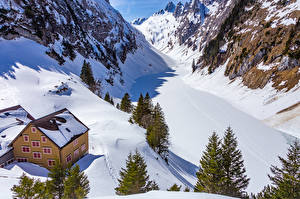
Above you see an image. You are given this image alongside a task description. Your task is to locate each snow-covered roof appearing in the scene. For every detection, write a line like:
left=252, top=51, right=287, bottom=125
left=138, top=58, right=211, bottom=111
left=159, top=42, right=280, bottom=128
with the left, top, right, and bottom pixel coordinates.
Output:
left=0, top=105, right=34, bottom=156
left=33, top=109, right=88, bottom=148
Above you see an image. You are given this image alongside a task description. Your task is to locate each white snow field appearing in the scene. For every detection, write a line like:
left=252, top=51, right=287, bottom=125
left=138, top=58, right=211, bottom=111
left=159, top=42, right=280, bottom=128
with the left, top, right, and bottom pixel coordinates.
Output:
left=95, top=191, right=236, bottom=199
left=129, top=53, right=295, bottom=194
left=0, top=64, right=198, bottom=198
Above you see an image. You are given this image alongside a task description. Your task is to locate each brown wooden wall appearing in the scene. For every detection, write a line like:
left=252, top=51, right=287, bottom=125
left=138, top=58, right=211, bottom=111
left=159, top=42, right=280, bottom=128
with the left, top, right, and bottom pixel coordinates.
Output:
left=60, top=131, right=89, bottom=168
left=12, top=124, right=61, bottom=170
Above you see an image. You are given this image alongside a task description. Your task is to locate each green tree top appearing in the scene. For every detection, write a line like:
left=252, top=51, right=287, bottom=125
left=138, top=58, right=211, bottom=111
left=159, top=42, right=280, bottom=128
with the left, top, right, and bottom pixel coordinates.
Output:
left=115, top=150, right=159, bottom=195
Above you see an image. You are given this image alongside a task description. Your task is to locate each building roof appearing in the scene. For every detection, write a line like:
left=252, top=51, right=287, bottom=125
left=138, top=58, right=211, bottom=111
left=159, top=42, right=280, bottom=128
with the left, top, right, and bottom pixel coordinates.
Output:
left=32, top=108, right=89, bottom=148
left=0, top=105, right=34, bottom=156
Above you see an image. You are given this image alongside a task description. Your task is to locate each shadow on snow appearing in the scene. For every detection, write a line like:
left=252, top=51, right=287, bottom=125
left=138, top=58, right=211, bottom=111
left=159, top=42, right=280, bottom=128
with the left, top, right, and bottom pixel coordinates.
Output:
left=130, top=70, right=177, bottom=102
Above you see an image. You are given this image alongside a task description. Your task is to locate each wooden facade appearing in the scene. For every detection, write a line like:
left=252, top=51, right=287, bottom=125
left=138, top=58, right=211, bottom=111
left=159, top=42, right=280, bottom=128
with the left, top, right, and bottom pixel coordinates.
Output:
left=11, top=123, right=88, bottom=169
left=1, top=107, right=89, bottom=170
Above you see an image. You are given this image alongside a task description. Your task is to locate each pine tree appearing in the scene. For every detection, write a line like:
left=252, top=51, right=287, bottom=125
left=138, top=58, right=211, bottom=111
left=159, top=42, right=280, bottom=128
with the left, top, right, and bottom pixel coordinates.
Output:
left=80, top=60, right=95, bottom=88
left=115, top=150, right=159, bottom=195
left=195, top=132, right=224, bottom=194
left=192, top=59, right=196, bottom=72
left=167, top=184, right=181, bottom=191
left=221, top=127, right=249, bottom=197
left=63, top=164, right=90, bottom=199
left=11, top=173, right=49, bottom=199
left=104, top=92, right=111, bottom=103
left=267, top=141, right=300, bottom=199
left=110, top=97, right=114, bottom=106
left=120, top=93, right=132, bottom=113
left=146, top=103, right=169, bottom=159
left=132, top=94, right=144, bottom=125
left=47, top=162, right=67, bottom=199
left=140, top=92, right=154, bottom=129
left=184, top=187, right=190, bottom=192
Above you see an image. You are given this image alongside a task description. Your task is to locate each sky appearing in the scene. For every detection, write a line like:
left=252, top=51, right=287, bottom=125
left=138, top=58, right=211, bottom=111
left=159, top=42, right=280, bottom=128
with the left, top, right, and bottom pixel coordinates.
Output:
left=110, top=0, right=190, bottom=22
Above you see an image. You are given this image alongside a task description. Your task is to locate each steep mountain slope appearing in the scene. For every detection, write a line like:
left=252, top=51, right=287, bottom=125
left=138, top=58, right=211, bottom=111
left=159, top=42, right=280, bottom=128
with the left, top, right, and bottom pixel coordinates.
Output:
left=0, top=0, right=169, bottom=96
left=0, top=64, right=198, bottom=198
left=134, top=0, right=300, bottom=137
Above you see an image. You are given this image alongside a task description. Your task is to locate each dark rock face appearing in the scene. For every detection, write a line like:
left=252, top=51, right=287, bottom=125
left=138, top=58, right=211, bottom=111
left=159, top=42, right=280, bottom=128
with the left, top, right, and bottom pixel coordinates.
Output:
left=0, top=0, right=137, bottom=76
left=132, top=18, right=147, bottom=25
left=165, top=2, right=176, bottom=13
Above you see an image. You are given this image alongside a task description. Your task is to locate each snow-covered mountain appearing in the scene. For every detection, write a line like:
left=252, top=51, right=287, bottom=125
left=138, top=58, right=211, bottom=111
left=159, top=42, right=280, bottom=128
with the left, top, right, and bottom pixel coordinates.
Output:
left=134, top=0, right=300, bottom=138
left=0, top=0, right=299, bottom=198
left=0, top=0, right=169, bottom=96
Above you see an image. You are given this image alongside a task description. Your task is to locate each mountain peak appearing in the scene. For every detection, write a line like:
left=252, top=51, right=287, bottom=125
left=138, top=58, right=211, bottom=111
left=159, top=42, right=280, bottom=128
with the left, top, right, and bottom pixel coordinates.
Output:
left=165, top=2, right=176, bottom=13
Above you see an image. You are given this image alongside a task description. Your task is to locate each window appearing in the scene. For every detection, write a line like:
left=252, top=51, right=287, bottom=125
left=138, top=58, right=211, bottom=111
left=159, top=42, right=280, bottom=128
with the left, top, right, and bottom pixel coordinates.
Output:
left=17, top=158, right=28, bottom=162
left=6, top=158, right=14, bottom=165
left=31, top=127, right=37, bottom=133
left=66, top=154, right=72, bottom=163
left=48, top=160, right=55, bottom=167
left=74, top=149, right=79, bottom=157
left=33, top=152, right=42, bottom=159
left=73, top=139, right=78, bottom=146
left=43, top=147, right=52, bottom=154
left=41, top=136, right=47, bottom=143
left=66, top=128, right=71, bottom=132
left=21, top=146, right=30, bottom=153
left=32, top=141, right=40, bottom=147
left=81, top=144, right=86, bottom=152
left=23, top=135, right=29, bottom=142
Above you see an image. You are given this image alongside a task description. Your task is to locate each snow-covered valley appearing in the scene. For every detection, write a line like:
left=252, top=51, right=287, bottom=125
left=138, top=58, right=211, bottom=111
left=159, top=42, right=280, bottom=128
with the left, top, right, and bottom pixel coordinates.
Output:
left=0, top=0, right=299, bottom=198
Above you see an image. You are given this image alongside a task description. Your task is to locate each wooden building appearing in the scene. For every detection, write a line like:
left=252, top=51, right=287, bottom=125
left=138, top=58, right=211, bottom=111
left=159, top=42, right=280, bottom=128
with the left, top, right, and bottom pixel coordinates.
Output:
left=0, top=106, right=89, bottom=169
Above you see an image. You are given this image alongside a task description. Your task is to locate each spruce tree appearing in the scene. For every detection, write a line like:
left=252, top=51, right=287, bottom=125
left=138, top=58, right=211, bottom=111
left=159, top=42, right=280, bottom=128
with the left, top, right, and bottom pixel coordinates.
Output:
left=120, top=93, right=132, bottom=113
left=167, top=184, right=181, bottom=191
left=184, top=187, right=190, bottom=192
left=80, top=60, right=95, bottom=88
left=221, top=127, right=249, bottom=197
left=47, top=162, right=67, bottom=199
left=11, top=173, right=49, bottom=199
left=267, top=141, right=300, bottom=199
left=104, top=92, right=111, bottom=103
left=141, top=92, right=154, bottom=129
left=132, top=94, right=144, bottom=125
left=115, top=150, right=159, bottom=195
left=192, top=59, right=196, bottom=72
left=146, top=103, right=169, bottom=159
left=195, top=132, right=224, bottom=194
left=63, top=164, right=90, bottom=199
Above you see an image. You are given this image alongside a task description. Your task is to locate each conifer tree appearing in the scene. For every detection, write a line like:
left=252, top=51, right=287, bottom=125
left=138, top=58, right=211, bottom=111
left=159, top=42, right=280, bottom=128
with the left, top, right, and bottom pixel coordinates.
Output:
left=80, top=60, right=95, bottom=88
left=63, top=164, right=90, bottom=199
left=11, top=173, right=49, bottom=199
left=221, top=127, right=249, bottom=197
left=192, top=59, right=196, bottom=72
left=110, top=97, right=114, bottom=106
left=167, top=184, right=181, bottom=191
left=132, top=94, right=144, bottom=125
left=115, top=150, right=159, bottom=195
left=47, top=162, right=67, bottom=199
left=267, top=141, right=300, bottom=199
left=104, top=92, right=113, bottom=105
left=120, top=93, right=132, bottom=113
left=195, top=132, right=224, bottom=194
left=184, top=187, right=190, bottom=192
left=146, top=103, right=169, bottom=159
left=141, top=92, right=154, bottom=129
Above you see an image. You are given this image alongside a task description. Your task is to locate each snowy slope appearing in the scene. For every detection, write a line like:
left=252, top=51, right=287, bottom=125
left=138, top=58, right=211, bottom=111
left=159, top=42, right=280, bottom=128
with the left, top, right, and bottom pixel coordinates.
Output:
left=129, top=53, right=293, bottom=194
left=95, top=191, right=236, bottom=199
left=0, top=64, right=197, bottom=198
left=134, top=0, right=300, bottom=140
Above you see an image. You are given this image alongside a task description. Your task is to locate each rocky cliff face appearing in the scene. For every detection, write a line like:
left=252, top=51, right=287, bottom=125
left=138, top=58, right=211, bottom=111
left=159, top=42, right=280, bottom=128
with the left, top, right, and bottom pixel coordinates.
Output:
left=135, top=0, right=300, bottom=92
left=197, top=0, right=300, bottom=91
left=0, top=0, right=137, bottom=84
